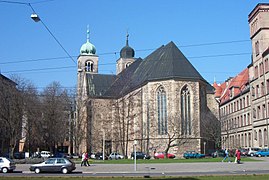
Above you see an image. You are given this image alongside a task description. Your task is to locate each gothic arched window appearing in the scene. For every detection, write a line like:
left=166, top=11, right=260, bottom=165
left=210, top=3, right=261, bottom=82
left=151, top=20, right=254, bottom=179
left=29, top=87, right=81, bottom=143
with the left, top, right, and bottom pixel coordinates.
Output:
left=181, top=85, right=191, bottom=135
left=157, top=86, right=167, bottom=135
left=85, top=61, right=94, bottom=72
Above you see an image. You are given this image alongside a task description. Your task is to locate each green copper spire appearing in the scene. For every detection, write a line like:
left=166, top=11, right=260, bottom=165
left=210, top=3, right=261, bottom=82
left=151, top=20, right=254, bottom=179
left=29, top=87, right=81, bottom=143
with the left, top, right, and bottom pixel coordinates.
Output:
left=80, top=25, right=96, bottom=55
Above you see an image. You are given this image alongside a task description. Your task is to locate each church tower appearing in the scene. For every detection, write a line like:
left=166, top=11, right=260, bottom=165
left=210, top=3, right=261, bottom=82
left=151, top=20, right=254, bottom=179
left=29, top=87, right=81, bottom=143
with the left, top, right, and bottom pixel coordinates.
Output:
left=77, top=27, right=98, bottom=74
left=116, top=33, right=135, bottom=75
left=248, top=3, right=269, bottom=64
left=76, top=27, right=98, bottom=153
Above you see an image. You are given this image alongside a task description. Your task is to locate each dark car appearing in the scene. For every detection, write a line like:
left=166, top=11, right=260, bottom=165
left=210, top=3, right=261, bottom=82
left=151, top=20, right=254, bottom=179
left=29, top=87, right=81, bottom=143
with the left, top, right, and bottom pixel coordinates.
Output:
left=183, top=151, right=205, bottom=159
left=29, top=158, right=76, bottom=174
left=131, top=152, right=151, bottom=160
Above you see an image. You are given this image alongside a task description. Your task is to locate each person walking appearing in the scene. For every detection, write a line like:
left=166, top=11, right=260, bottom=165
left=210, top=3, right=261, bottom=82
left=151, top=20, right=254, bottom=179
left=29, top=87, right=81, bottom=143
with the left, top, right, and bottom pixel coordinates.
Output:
left=236, top=149, right=241, bottom=164
left=85, top=152, right=90, bottom=166
left=81, top=152, right=86, bottom=166
left=234, top=149, right=238, bottom=163
left=222, top=148, right=231, bottom=162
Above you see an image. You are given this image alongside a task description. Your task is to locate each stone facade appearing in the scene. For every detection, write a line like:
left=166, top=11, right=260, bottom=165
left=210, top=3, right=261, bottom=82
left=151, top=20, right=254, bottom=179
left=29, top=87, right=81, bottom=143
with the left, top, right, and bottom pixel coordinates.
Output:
left=215, top=3, right=269, bottom=150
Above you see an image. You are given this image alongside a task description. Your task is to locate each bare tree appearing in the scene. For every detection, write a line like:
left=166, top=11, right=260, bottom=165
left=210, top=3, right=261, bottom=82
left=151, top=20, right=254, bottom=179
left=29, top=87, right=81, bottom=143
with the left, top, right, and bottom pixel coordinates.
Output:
left=201, top=108, right=221, bottom=149
left=41, top=81, right=70, bottom=152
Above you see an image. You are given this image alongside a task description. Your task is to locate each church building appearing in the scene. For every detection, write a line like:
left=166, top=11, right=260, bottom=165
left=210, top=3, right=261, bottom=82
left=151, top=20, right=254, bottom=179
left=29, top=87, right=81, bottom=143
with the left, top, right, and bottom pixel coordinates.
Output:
left=76, top=30, right=220, bottom=157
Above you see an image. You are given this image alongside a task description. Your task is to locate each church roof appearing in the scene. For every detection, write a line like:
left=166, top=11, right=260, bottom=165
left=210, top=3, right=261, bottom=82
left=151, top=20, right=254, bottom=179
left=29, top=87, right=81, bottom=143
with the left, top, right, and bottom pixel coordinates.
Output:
left=87, top=41, right=211, bottom=98
left=86, top=74, right=116, bottom=97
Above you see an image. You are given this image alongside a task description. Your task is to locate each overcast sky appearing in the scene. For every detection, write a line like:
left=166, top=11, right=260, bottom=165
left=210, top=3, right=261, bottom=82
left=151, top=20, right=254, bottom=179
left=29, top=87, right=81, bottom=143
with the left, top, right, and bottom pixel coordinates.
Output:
left=0, top=0, right=267, bottom=91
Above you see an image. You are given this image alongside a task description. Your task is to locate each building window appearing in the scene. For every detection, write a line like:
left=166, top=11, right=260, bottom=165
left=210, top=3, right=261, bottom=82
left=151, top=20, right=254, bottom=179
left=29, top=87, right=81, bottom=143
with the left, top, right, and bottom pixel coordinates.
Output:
left=181, top=85, right=191, bottom=135
left=261, top=82, right=265, bottom=96
left=266, top=79, right=269, bottom=94
left=255, top=41, right=260, bottom=56
left=125, top=62, right=131, bottom=68
left=264, top=129, right=268, bottom=147
left=257, top=106, right=261, bottom=119
left=157, top=86, right=167, bottom=135
left=254, top=66, right=258, bottom=79
left=262, top=104, right=266, bottom=119
left=259, top=130, right=262, bottom=147
left=85, top=61, right=94, bottom=72
left=259, top=62, right=264, bottom=76
left=253, top=108, right=256, bottom=119
left=256, top=85, right=259, bottom=98
left=265, top=58, right=269, bottom=73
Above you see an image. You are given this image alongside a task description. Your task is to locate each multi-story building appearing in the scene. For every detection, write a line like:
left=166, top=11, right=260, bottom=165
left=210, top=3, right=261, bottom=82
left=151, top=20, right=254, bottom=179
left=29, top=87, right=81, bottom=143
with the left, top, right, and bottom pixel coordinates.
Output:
left=215, top=3, right=269, bottom=149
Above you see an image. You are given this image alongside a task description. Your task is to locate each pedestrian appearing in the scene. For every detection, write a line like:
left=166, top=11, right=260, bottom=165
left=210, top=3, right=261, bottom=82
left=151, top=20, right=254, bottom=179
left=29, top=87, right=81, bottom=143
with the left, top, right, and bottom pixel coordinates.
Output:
left=222, top=148, right=231, bottom=162
left=236, top=149, right=241, bottom=164
left=234, top=149, right=238, bottom=163
left=81, top=152, right=85, bottom=166
left=85, top=152, right=90, bottom=166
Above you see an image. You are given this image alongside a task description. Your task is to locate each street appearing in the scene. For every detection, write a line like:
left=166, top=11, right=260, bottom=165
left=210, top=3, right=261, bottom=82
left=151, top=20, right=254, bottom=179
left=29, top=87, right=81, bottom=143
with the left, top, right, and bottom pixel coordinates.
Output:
left=1, top=157, right=269, bottom=177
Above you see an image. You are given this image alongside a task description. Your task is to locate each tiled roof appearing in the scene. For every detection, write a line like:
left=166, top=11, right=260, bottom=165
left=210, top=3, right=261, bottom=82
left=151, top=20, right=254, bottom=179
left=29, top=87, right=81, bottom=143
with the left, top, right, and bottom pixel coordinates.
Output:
left=214, top=68, right=249, bottom=104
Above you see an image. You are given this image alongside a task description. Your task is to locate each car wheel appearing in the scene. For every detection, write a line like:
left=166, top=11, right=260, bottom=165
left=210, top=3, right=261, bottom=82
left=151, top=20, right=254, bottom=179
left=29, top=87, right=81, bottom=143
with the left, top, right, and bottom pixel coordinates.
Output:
left=258, top=154, right=261, bottom=157
left=62, top=168, right=68, bottom=174
left=250, top=153, right=254, bottom=157
left=2, top=167, right=8, bottom=173
left=34, top=168, right=41, bottom=174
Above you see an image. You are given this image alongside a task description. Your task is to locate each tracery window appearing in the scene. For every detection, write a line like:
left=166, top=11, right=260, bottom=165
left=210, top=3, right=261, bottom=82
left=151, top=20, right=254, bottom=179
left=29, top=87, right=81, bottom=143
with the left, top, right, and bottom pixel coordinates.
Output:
left=157, top=86, right=167, bottom=135
left=181, top=85, right=191, bottom=135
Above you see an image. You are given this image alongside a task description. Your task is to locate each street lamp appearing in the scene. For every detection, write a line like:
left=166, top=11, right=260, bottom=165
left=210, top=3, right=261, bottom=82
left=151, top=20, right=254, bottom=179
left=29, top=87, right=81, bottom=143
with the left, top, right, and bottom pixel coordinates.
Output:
left=134, top=140, right=137, bottom=171
left=31, top=13, right=40, bottom=22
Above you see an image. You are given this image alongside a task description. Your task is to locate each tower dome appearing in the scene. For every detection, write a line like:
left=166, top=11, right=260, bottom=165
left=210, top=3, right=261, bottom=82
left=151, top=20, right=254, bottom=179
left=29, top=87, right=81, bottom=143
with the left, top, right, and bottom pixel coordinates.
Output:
left=120, top=33, right=135, bottom=58
left=80, top=27, right=96, bottom=55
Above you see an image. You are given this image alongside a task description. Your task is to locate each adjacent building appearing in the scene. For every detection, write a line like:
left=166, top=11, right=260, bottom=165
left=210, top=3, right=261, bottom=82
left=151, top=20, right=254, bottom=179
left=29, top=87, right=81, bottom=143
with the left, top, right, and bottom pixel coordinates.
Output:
left=214, top=3, right=269, bottom=150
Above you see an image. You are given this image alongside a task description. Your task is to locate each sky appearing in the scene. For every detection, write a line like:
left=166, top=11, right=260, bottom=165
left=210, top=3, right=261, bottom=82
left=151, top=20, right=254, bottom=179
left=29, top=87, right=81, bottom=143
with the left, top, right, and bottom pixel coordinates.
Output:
left=0, top=0, right=268, bottom=92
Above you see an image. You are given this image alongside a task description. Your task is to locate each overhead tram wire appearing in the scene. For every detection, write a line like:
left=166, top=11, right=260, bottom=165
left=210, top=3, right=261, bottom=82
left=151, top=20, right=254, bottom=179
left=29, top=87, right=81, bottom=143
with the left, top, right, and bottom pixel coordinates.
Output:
left=0, top=1, right=76, bottom=65
left=28, top=3, right=77, bottom=65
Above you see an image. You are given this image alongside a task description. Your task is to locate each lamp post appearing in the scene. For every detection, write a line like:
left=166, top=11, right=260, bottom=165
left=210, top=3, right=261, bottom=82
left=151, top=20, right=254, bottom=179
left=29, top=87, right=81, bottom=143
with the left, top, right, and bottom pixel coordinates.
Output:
left=134, top=140, right=137, bottom=171
left=203, top=141, right=206, bottom=154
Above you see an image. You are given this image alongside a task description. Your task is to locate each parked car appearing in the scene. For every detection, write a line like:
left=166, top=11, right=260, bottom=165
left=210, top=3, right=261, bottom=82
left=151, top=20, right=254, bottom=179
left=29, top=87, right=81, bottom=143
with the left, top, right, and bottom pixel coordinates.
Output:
left=255, top=148, right=269, bottom=157
left=40, top=151, right=52, bottom=158
left=92, top=152, right=108, bottom=160
left=13, top=152, right=25, bottom=159
left=29, top=158, right=76, bottom=174
left=239, top=149, right=248, bottom=156
left=0, top=157, right=16, bottom=173
left=108, top=152, right=124, bottom=160
left=131, top=152, right=151, bottom=159
left=183, top=151, right=205, bottom=159
left=247, top=147, right=261, bottom=156
left=211, top=150, right=225, bottom=158
left=154, top=152, right=176, bottom=159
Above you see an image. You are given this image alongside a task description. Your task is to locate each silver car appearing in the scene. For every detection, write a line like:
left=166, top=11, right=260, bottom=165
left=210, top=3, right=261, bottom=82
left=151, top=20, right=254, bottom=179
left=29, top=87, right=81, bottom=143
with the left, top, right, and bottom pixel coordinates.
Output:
left=108, top=152, right=124, bottom=160
left=29, top=158, right=76, bottom=174
left=0, top=157, right=16, bottom=173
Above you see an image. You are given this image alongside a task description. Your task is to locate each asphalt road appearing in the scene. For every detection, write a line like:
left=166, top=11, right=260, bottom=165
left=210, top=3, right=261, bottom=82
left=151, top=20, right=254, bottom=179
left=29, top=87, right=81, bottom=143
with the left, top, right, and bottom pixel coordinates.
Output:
left=1, top=157, right=269, bottom=177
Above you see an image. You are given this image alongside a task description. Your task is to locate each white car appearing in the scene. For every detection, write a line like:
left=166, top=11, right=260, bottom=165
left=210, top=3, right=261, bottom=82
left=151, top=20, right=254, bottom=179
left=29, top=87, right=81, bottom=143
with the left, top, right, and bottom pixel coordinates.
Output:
left=0, top=157, right=16, bottom=173
left=247, top=147, right=261, bottom=156
left=108, top=152, right=124, bottom=160
left=40, top=151, right=52, bottom=158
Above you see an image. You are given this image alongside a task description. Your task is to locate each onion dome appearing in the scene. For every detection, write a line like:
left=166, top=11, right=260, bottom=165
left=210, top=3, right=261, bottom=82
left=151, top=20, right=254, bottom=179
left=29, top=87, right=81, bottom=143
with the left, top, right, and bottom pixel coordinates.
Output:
left=120, top=33, right=135, bottom=58
left=80, top=27, right=96, bottom=55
